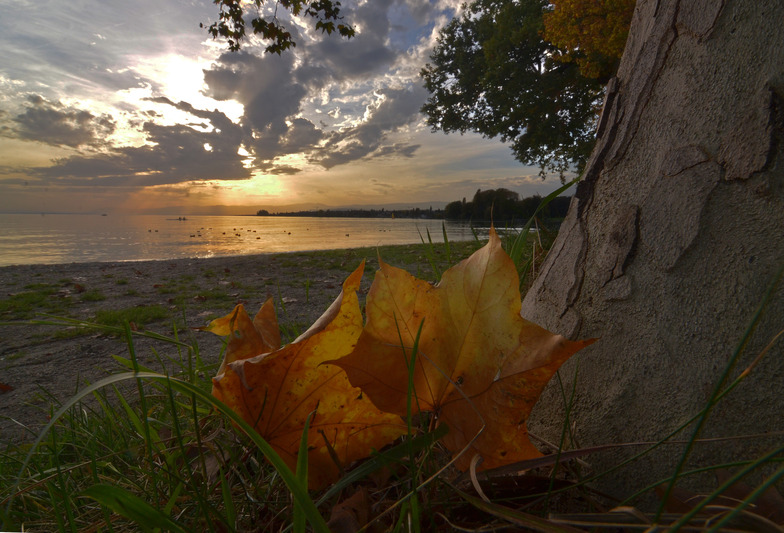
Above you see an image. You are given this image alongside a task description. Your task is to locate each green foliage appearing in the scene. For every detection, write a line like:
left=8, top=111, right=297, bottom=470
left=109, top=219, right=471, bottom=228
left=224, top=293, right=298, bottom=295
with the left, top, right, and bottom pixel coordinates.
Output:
left=444, top=188, right=572, bottom=222
left=420, top=0, right=604, bottom=176
left=204, top=0, right=355, bottom=54
left=80, top=484, right=188, bottom=533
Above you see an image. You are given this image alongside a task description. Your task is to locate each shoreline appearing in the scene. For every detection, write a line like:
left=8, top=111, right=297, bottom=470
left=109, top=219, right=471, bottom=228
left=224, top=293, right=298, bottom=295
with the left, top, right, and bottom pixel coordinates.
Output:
left=0, top=214, right=485, bottom=269
left=0, top=238, right=464, bottom=270
left=0, top=242, right=480, bottom=445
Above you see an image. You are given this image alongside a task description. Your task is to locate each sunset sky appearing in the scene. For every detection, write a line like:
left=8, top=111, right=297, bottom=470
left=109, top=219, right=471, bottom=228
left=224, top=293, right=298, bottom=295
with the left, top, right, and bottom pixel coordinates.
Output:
left=0, top=0, right=569, bottom=215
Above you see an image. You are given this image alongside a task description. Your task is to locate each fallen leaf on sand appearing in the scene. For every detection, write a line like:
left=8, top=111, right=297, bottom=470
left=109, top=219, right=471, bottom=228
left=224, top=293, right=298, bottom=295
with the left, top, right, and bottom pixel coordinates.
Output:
left=208, top=262, right=406, bottom=489
left=331, top=229, right=596, bottom=471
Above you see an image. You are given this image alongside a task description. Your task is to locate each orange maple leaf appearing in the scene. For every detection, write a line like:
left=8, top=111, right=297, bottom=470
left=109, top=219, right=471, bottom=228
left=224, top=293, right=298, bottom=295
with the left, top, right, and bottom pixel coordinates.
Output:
left=207, top=262, right=407, bottom=489
left=330, top=229, right=596, bottom=471
left=201, top=297, right=281, bottom=376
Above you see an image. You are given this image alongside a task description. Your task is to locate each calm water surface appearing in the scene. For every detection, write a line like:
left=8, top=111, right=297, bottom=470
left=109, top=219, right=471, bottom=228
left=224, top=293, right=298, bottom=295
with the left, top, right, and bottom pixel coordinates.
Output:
left=0, top=214, right=480, bottom=267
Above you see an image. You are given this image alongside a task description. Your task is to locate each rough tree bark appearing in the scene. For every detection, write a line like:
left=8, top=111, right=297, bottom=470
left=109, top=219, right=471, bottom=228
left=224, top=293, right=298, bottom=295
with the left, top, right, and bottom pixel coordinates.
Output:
left=524, top=0, right=784, bottom=501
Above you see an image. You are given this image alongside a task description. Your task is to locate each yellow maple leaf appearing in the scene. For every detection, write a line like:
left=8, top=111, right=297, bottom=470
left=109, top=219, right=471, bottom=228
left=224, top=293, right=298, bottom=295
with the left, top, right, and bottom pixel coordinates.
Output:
left=208, top=262, right=407, bottom=489
left=330, top=229, right=596, bottom=471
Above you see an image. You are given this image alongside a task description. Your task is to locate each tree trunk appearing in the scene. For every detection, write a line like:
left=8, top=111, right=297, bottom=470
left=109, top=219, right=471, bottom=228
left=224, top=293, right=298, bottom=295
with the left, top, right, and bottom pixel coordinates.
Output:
left=523, top=0, right=784, bottom=502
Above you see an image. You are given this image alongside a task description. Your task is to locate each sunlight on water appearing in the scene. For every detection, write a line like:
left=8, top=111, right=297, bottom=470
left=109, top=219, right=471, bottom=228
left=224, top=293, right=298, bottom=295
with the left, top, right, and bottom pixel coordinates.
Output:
left=0, top=214, right=481, bottom=267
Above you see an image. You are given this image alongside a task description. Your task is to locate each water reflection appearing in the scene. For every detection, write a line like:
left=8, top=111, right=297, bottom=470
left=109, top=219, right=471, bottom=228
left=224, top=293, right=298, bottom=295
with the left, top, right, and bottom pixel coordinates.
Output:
left=0, top=214, right=481, bottom=266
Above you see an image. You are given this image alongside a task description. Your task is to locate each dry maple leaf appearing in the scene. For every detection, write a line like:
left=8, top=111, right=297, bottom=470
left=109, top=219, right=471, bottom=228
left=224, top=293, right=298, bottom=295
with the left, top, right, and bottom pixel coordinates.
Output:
left=330, top=229, right=596, bottom=471
left=207, top=262, right=407, bottom=489
left=200, top=297, right=281, bottom=377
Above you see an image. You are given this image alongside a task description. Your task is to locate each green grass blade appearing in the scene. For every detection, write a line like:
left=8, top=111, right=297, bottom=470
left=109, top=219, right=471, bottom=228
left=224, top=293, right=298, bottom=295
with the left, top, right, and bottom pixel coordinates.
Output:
left=293, top=410, right=315, bottom=533
left=163, top=481, right=184, bottom=518
left=655, top=263, right=784, bottom=520
left=164, top=376, right=218, bottom=531
left=453, top=487, right=584, bottom=533
left=416, top=226, right=441, bottom=280
left=46, top=482, right=68, bottom=532
left=113, top=384, right=161, bottom=452
left=163, top=375, right=328, bottom=531
left=667, top=444, right=784, bottom=530
left=81, top=483, right=188, bottom=533
left=507, top=178, right=576, bottom=273
left=706, top=463, right=784, bottom=532
left=7, top=372, right=330, bottom=533
left=405, top=321, right=425, bottom=531
left=315, top=425, right=448, bottom=507
left=546, top=365, right=580, bottom=512
left=441, top=221, right=452, bottom=264
left=50, top=430, right=78, bottom=533
left=409, top=491, right=422, bottom=533
left=219, top=466, right=236, bottom=531
left=17, top=314, right=193, bottom=347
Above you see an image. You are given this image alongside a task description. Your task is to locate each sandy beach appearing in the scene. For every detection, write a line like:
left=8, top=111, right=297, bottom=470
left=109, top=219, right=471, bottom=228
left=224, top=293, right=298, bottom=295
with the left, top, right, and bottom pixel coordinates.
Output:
left=0, top=244, right=472, bottom=446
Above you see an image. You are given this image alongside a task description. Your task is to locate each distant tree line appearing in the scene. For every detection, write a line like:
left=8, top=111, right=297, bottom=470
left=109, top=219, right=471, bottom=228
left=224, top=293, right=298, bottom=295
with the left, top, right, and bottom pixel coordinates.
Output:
left=257, top=188, right=572, bottom=222
left=444, top=188, right=571, bottom=222
left=257, top=207, right=444, bottom=219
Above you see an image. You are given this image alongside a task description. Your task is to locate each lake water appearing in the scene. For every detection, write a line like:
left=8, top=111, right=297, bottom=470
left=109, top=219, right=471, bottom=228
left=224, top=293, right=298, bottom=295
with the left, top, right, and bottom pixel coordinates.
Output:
left=0, top=214, right=481, bottom=267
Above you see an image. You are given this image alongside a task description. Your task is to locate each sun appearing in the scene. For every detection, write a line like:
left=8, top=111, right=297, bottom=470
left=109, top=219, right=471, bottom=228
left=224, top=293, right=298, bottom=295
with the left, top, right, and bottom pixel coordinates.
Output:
left=215, top=173, right=287, bottom=204
left=124, top=53, right=244, bottom=125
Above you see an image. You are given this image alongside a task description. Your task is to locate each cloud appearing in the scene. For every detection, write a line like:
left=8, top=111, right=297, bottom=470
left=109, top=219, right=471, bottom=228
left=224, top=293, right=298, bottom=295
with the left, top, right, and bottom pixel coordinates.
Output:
left=1, top=1, right=445, bottom=183
left=29, top=98, right=251, bottom=187
left=280, top=118, right=324, bottom=152
left=199, top=40, right=427, bottom=171
left=371, top=143, right=421, bottom=159
left=400, top=0, right=438, bottom=24
left=299, top=0, right=399, bottom=81
left=203, top=52, right=323, bottom=162
left=313, top=85, right=427, bottom=168
left=142, top=96, right=244, bottom=147
left=267, top=165, right=303, bottom=176
left=368, top=177, right=397, bottom=194
left=9, top=95, right=115, bottom=148
left=204, top=52, right=303, bottom=130
left=0, top=0, right=566, bottom=215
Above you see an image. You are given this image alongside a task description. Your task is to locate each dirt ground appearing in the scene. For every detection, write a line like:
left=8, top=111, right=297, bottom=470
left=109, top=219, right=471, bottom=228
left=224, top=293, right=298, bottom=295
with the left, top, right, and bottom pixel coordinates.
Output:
left=0, top=246, right=458, bottom=446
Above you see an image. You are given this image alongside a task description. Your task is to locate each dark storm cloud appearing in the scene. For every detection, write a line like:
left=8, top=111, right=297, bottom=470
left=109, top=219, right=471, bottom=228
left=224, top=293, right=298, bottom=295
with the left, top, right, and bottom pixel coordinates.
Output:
left=31, top=101, right=250, bottom=186
left=298, top=0, right=398, bottom=82
left=202, top=52, right=327, bottom=161
left=203, top=52, right=304, bottom=132
left=313, top=85, right=427, bottom=168
left=9, top=95, right=115, bottom=148
left=267, top=165, right=303, bottom=176
left=400, top=0, right=438, bottom=24
left=142, top=97, right=243, bottom=145
left=280, top=119, right=324, bottom=152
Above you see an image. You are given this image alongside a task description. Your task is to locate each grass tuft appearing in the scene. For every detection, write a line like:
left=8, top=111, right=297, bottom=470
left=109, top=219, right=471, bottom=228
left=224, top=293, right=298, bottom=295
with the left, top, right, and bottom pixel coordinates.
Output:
left=93, top=305, right=170, bottom=329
